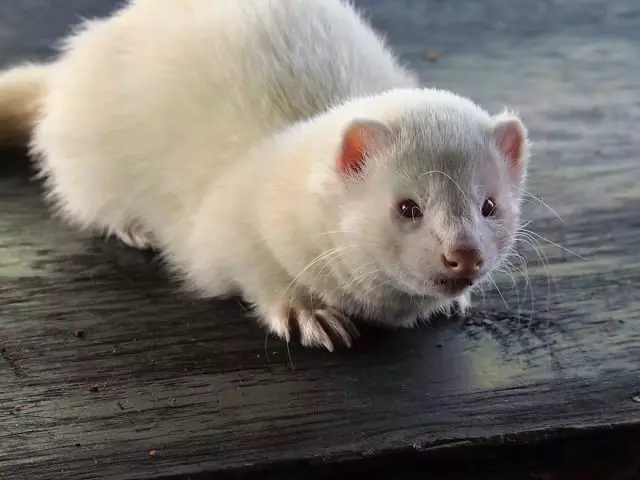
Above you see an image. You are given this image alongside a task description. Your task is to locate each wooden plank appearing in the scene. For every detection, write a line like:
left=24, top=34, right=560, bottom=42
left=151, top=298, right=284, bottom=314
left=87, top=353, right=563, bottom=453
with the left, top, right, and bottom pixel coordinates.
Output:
left=1, top=0, right=640, bottom=479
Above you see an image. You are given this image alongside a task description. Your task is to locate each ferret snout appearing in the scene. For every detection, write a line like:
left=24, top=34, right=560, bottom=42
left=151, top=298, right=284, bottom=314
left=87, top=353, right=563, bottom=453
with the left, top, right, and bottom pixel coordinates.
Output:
left=441, top=245, right=484, bottom=277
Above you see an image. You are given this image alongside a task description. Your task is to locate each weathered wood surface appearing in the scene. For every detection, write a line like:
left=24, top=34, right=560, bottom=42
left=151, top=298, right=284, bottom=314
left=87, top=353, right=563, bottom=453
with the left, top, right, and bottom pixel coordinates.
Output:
left=1, top=0, right=639, bottom=479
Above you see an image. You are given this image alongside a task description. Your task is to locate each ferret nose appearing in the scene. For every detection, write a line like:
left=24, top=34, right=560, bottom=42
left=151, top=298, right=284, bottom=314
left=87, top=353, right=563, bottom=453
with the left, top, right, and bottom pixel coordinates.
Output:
left=442, top=246, right=484, bottom=275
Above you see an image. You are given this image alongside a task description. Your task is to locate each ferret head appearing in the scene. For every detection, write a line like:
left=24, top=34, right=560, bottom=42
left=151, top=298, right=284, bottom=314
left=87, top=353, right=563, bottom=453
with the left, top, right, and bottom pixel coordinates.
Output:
left=320, top=89, right=530, bottom=301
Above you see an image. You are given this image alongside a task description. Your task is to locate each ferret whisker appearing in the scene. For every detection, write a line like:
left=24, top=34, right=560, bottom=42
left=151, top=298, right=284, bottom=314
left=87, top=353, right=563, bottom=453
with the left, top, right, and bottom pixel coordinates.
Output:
left=495, top=262, right=518, bottom=300
left=505, top=254, right=532, bottom=324
left=488, top=275, right=509, bottom=311
left=339, top=264, right=381, bottom=293
left=494, top=224, right=536, bottom=324
left=514, top=232, right=554, bottom=316
left=360, top=276, right=395, bottom=299
left=278, top=244, right=361, bottom=305
left=513, top=186, right=566, bottom=225
left=509, top=253, right=533, bottom=318
left=518, top=228, right=585, bottom=260
left=521, top=240, right=553, bottom=306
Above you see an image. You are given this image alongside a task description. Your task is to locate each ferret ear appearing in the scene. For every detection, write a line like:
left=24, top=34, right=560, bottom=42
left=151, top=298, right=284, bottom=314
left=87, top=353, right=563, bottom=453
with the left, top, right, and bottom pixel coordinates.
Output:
left=337, top=119, right=392, bottom=177
left=491, top=111, right=530, bottom=185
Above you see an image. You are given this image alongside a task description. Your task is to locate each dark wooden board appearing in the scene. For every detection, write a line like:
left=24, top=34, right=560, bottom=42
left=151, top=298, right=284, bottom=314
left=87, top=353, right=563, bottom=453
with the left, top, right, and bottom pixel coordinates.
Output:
left=1, top=1, right=640, bottom=479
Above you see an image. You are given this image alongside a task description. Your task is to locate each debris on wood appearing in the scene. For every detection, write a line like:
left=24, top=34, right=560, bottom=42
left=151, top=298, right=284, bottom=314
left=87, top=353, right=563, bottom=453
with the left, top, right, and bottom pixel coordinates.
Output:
left=425, top=50, right=440, bottom=63
left=75, top=329, right=85, bottom=338
left=148, top=449, right=157, bottom=457
left=89, top=385, right=100, bottom=393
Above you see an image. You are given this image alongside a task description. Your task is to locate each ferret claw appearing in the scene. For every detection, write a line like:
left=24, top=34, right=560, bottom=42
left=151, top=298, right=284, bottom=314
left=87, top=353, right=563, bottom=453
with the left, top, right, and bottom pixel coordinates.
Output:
left=264, top=302, right=359, bottom=351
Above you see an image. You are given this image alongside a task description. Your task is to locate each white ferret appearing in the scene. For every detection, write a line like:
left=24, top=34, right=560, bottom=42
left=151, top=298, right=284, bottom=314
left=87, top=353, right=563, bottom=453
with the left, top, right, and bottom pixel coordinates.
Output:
left=0, top=0, right=531, bottom=351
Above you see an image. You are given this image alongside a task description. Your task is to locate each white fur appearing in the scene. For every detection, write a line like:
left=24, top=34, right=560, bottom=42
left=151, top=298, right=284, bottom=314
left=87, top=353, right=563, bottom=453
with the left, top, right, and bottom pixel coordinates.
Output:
left=0, top=0, right=530, bottom=350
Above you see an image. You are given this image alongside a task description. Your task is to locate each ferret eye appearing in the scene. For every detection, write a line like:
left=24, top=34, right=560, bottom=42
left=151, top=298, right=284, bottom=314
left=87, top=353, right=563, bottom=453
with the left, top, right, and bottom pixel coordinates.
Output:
left=397, top=199, right=423, bottom=219
left=482, top=198, right=497, bottom=217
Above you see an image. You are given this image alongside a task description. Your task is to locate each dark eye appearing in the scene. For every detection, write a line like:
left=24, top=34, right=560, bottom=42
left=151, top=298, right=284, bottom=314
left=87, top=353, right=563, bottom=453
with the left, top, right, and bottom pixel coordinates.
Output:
left=397, top=199, right=423, bottom=219
left=482, top=198, right=497, bottom=217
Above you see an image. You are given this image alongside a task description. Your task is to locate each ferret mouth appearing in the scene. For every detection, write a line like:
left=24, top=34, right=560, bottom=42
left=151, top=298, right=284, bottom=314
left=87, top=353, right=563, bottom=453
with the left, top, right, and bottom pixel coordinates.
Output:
left=433, top=277, right=474, bottom=296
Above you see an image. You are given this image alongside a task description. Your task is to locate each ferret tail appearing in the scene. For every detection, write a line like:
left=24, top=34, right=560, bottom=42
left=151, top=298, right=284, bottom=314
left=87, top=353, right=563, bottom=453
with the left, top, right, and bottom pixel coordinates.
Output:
left=0, top=63, right=49, bottom=147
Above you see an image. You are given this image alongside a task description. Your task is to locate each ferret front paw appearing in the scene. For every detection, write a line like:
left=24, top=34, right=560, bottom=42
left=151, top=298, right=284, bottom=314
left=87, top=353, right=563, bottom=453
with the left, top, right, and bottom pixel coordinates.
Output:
left=112, top=221, right=155, bottom=250
left=262, top=301, right=360, bottom=352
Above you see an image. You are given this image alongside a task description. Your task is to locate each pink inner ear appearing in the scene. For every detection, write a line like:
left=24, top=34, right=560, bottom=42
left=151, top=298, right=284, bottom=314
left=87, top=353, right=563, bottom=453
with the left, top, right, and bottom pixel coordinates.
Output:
left=337, top=120, right=391, bottom=176
left=497, top=121, right=525, bottom=167
left=338, top=126, right=366, bottom=174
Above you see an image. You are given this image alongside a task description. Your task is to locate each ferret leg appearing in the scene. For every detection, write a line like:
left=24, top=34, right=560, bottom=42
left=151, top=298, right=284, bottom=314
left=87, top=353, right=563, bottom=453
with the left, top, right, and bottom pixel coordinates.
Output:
left=111, top=220, right=155, bottom=250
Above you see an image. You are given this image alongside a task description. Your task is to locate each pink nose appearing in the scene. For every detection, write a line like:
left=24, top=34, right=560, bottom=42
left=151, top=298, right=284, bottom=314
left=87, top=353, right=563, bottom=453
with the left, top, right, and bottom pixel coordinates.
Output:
left=442, top=246, right=484, bottom=275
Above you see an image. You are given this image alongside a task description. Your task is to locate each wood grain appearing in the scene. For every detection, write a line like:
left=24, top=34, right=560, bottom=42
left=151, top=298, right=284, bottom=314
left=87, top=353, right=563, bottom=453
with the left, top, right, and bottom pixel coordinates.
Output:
left=1, top=0, right=640, bottom=479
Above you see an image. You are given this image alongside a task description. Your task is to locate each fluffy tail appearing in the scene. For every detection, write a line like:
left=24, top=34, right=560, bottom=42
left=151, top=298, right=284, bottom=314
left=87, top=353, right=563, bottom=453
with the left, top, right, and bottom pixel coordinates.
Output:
left=0, top=63, right=48, bottom=146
